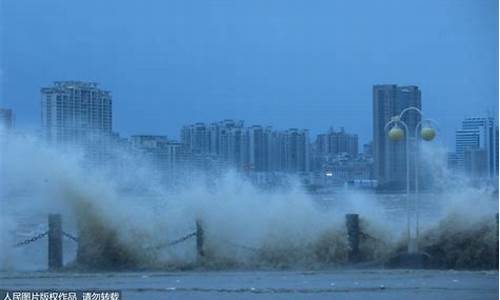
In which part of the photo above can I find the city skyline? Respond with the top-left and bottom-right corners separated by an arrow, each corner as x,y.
3,78 -> 490,187
1,80 -> 498,150
1,0 -> 498,147
1,79 -> 497,148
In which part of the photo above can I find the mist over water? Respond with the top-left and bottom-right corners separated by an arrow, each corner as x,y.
0,131 -> 497,271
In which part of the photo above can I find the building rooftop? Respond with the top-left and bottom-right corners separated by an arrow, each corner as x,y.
41,81 -> 110,94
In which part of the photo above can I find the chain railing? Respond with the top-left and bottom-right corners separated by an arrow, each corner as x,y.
13,231 -> 49,248
62,231 -> 79,242
149,231 -> 197,250
12,228 -> 198,250
13,230 -> 80,248
10,213 -> 398,270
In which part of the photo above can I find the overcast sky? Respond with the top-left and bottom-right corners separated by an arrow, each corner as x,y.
1,0 -> 498,147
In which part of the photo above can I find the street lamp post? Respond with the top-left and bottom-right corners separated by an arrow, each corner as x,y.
384,106 -> 437,254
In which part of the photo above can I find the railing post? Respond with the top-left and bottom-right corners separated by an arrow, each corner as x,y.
48,214 -> 63,270
345,213 -> 360,263
196,219 -> 204,260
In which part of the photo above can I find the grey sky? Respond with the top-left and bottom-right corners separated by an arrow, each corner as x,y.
1,0 -> 498,147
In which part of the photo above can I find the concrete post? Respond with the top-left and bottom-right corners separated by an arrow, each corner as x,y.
48,214 -> 63,270
345,213 -> 360,263
196,219 -> 205,259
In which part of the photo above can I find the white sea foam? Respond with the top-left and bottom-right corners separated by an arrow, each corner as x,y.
0,131 -> 497,270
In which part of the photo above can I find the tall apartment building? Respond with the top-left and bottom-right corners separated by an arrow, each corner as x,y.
268,130 -> 287,172
455,117 -> 498,178
312,127 -> 362,176
226,125 -> 245,167
315,127 -> 358,158
283,128 -> 310,173
180,122 -> 209,154
180,120 -> 310,173
181,120 -> 245,168
315,134 -> 329,156
373,84 -> 421,189
242,127 -> 310,173
212,120 -> 245,163
243,125 -> 272,172
41,81 -> 112,160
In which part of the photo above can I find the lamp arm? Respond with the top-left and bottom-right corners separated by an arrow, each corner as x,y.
384,119 -> 397,132
399,106 -> 423,119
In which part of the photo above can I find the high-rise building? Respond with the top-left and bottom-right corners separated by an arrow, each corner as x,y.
245,125 -> 273,172
0,108 -> 13,130
455,129 -> 480,163
329,129 -> 358,158
181,120 -> 245,169
226,125 -> 245,167
455,117 -> 498,178
312,128 -> 359,173
373,84 -> 421,189
283,128 -> 310,173
320,127 -> 358,158
41,81 -> 112,160
268,130 -> 286,172
180,120 -> 310,174
130,135 -> 184,173
214,120 -> 245,164
315,134 -> 329,156
180,122 -> 209,154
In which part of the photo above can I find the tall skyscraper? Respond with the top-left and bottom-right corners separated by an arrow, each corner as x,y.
41,81 -> 112,160
373,84 -> 421,189
455,117 -> 498,178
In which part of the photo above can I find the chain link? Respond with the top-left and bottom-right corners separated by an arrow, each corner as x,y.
11,229 -> 384,254
168,231 -> 197,246
13,230 -> 80,247
63,231 -> 79,242
13,231 -> 49,248
150,231 -> 197,250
